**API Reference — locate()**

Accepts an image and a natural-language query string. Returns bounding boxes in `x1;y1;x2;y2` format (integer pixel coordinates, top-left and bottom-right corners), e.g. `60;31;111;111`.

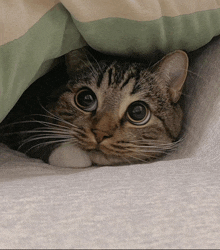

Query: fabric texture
0;2;86;123
1;1;220;248
65;0;220;54
1;0;220;122
1;34;220;248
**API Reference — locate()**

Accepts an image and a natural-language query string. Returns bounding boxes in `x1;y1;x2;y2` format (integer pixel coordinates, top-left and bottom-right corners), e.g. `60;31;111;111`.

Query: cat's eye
75;88;98;112
126;101;151;126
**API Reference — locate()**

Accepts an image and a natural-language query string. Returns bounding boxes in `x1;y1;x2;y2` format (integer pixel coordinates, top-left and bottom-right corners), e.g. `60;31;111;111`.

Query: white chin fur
49;143;92;168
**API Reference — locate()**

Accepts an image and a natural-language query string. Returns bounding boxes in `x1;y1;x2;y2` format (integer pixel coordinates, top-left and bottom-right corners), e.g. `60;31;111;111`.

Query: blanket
2;1;220;248
1;35;220;248
1;0;220;122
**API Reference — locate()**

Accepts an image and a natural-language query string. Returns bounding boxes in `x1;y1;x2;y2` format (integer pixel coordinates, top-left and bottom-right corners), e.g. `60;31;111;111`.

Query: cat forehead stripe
119;70;134;89
99;62;141;90
96;62;115;88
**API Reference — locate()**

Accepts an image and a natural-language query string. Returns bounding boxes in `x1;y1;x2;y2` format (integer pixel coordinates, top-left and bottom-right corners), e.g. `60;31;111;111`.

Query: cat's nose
92;129;112;144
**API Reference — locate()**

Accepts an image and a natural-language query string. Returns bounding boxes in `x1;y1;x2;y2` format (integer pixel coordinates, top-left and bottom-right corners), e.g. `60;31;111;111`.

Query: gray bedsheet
1;37;220;249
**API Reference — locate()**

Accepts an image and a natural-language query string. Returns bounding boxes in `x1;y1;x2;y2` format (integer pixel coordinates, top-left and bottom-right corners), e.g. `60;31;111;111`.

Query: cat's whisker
79;58;99;79
131;142;175;147
130;136;185;146
137;72;151;85
35;113;77;127
22;134;72;141
111;138;183;157
84;52;102;75
183;69;212;99
127;147;165;155
31;119;84;135
138;144;182;156
18;134;74;151
23;138;74;154
127;154;149;164
30;128;71;135
110;146;144;161
132;146;169;152
86;50;103;74
3;119;72;132
126;142;176;150
32;125;82;136
134;149;174;156
129;150;164;161
38;106;80;129
123;139;183;159
121;156;133;165
3;130;73;138
15;127;76;142
132;144;178;151
187;69;206;82
128;138;170;143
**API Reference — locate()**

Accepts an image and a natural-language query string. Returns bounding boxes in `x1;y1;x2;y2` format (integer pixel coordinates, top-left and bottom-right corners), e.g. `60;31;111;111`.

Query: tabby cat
0;47;188;167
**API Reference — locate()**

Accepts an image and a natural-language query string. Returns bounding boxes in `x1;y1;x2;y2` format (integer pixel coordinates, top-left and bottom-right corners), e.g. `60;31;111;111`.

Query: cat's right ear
65;47;90;77
155;50;189;103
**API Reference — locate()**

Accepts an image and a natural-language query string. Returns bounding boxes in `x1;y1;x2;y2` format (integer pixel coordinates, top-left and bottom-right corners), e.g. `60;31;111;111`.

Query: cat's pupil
75;88;97;111
129;104;146;121
81;93;93;106
127;101;150;125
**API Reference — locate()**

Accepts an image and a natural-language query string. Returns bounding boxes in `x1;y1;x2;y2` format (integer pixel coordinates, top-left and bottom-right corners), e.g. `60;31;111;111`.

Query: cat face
47;48;188;166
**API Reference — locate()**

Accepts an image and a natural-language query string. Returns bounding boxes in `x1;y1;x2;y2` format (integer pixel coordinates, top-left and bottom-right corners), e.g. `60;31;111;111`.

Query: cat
0;47;188;167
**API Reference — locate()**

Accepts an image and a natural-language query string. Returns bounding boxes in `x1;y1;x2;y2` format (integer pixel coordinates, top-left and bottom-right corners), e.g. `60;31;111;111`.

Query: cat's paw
49;143;92;168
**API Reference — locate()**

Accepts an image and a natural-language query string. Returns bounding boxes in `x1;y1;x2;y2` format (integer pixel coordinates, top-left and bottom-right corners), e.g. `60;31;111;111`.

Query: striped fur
0;48;188;166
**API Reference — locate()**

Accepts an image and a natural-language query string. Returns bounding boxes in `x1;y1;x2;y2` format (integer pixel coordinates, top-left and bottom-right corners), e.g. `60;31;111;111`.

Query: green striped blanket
1;0;220;122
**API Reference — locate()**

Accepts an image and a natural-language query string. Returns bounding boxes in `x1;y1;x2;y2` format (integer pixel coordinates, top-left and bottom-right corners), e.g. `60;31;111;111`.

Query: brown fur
0;48;188;166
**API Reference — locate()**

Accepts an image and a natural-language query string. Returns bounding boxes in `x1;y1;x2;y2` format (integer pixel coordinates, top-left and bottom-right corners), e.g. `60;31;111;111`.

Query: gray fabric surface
1;37;220;248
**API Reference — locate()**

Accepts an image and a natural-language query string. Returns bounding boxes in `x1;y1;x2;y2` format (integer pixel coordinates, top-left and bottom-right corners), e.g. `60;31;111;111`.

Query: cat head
48;47;188;166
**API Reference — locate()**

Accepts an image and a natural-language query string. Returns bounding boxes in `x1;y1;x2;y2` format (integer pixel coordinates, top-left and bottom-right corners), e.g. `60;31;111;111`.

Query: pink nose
92;129;112;144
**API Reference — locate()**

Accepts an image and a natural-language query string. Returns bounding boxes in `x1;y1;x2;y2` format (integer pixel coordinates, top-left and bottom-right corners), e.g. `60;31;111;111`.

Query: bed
1;1;220;248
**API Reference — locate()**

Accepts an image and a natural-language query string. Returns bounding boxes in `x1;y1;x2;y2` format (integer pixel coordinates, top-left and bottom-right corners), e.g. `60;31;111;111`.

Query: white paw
49;143;92;168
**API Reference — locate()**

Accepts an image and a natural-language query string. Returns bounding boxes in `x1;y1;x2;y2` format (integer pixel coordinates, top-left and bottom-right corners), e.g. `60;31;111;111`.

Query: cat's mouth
87;143;148;166
83;140;151;166
77;137;128;165
88;149;128;166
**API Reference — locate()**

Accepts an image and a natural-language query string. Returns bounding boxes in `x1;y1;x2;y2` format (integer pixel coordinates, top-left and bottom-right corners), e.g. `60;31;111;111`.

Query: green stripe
0;3;86;122
2;5;220;123
73;8;220;55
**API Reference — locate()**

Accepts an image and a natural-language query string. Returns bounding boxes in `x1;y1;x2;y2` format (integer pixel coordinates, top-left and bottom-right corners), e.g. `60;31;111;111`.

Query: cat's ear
65;47;91;77
156;50;189;103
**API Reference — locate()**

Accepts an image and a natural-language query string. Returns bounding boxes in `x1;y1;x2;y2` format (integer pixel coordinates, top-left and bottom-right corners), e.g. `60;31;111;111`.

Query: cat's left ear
156;50;189;103
65;47;91;77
